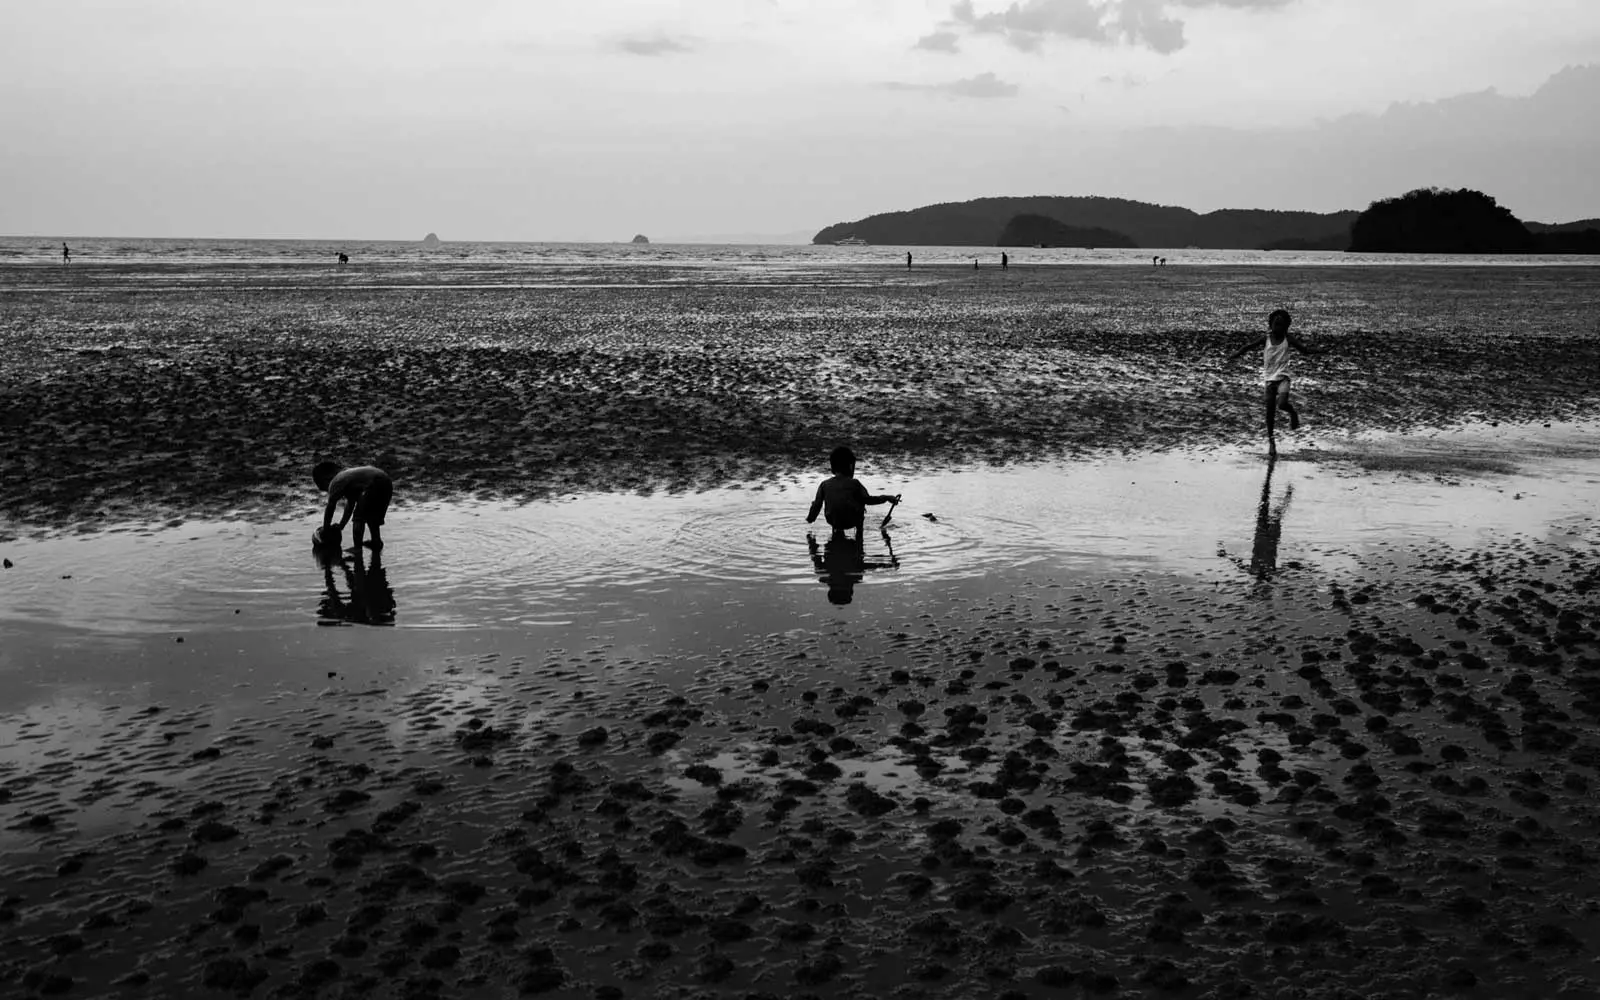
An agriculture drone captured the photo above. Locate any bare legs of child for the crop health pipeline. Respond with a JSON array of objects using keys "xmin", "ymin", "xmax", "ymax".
[
  {"xmin": 1264, "ymin": 379, "xmax": 1300, "ymax": 457},
  {"xmin": 350, "ymin": 520, "xmax": 384, "ymax": 551}
]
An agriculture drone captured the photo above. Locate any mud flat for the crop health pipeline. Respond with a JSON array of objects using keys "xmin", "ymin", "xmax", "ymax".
[
  {"xmin": 2, "ymin": 263, "xmax": 1600, "ymax": 998},
  {"xmin": 2, "ymin": 263, "xmax": 1599, "ymax": 531},
  {"xmin": 1, "ymin": 427, "xmax": 1599, "ymax": 998}
]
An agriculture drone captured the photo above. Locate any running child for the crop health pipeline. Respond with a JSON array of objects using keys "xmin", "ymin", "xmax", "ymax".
[{"xmin": 1227, "ymin": 309, "xmax": 1323, "ymax": 458}]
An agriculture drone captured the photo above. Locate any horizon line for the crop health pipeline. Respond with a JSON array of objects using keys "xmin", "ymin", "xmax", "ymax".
[{"xmin": 0, "ymin": 234, "xmax": 822, "ymax": 245}]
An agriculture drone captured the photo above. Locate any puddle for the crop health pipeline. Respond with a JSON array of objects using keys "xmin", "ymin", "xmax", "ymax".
[
  {"xmin": 2, "ymin": 426, "xmax": 1596, "ymax": 640},
  {"xmin": 0, "ymin": 419, "xmax": 1596, "ymax": 731}
]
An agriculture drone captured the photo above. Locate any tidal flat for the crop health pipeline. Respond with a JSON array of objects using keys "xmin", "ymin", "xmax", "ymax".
[
  {"xmin": 2, "ymin": 262, "xmax": 1600, "ymax": 1000},
  {"xmin": 2, "ymin": 262, "xmax": 1598, "ymax": 527}
]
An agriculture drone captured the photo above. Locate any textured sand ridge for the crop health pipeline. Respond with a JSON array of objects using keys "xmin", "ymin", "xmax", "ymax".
[
  {"xmin": 3, "ymin": 524, "xmax": 1599, "ymax": 998},
  {"xmin": 2, "ymin": 264, "xmax": 1598, "ymax": 531}
]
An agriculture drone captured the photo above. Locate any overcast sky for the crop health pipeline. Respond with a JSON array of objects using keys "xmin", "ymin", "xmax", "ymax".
[{"xmin": 3, "ymin": 0, "xmax": 1597, "ymax": 241}]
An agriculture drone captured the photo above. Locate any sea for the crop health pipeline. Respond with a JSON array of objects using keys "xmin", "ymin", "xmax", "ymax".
[{"xmin": 2, "ymin": 235, "xmax": 1597, "ymax": 268}]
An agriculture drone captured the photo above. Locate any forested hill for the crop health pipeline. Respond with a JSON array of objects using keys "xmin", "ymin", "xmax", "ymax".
[
  {"xmin": 1526, "ymin": 218, "xmax": 1600, "ymax": 233},
  {"xmin": 813, "ymin": 196, "xmax": 1359, "ymax": 249}
]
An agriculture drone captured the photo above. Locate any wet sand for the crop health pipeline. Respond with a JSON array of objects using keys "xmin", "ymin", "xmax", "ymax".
[
  {"xmin": 3, "ymin": 263, "xmax": 1600, "ymax": 530},
  {"xmin": 3, "ymin": 264, "xmax": 1600, "ymax": 999}
]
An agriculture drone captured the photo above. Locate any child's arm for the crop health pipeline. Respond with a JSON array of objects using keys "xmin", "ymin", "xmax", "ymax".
[
  {"xmin": 322, "ymin": 492, "xmax": 342, "ymax": 530},
  {"xmin": 805, "ymin": 483, "xmax": 824, "ymax": 523},
  {"xmin": 866, "ymin": 492, "xmax": 902, "ymax": 506},
  {"xmin": 1226, "ymin": 337, "xmax": 1266, "ymax": 362}
]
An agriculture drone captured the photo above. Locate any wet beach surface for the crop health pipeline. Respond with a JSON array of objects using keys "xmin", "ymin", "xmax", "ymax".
[
  {"xmin": 3, "ymin": 262, "xmax": 1599, "ymax": 529},
  {"xmin": 3, "ymin": 263, "xmax": 1600, "ymax": 999}
]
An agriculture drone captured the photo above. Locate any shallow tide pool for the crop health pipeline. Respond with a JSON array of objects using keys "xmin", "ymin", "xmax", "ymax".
[{"xmin": 2, "ymin": 421, "xmax": 1596, "ymax": 674}]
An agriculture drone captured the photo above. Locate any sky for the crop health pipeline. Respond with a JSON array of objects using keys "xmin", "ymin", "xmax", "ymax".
[{"xmin": 3, "ymin": 0, "xmax": 1598, "ymax": 241}]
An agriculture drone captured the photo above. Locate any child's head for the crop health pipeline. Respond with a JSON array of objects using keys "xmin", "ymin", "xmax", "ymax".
[
  {"xmin": 1268, "ymin": 309, "xmax": 1292, "ymax": 334},
  {"xmin": 829, "ymin": 445, "xmax": 856, "ymax": 477},
  {"xmin": 312, "ymin": 460, "xmax": 342, "ymax": 492}
]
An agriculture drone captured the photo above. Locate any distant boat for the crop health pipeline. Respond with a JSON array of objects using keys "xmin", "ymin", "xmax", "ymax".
[{"xmin": 834, "ymin": 236, "xmax": 868, "ymax": 246}]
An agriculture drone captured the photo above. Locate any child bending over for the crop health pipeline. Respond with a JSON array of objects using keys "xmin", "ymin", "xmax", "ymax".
[{"xmin": 313, "ymin": 461, "xmax": 393, "ymax": 550}]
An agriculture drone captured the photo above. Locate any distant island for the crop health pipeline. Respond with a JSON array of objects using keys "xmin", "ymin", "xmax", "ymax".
[
  {"xmin": 813, "ymin": 194, "xmax": 1598, "ymax": 251},
  {"xmin": 421, "ymin": 232, "xmax": 442, "ymax": 248},
  {"xmin": 631, "ymin": 234, "xmax": 650, "ymax": 244},
  {"xmin": 1349, "ymin": 188, "xmax": 1600, "ymax": 254},
  {"xmin": 997, "ymin": 214, "xmax": 1136, "ymax": 249},
  {"xmin": 813, "ymin": 196, "xmax": 1361, "ymax": 250}
]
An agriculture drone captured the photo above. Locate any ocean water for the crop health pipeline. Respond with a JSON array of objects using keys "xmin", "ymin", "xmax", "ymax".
[{"xmin": 3, "ymin": 235, "xmax": 1597, "ymax": 268}]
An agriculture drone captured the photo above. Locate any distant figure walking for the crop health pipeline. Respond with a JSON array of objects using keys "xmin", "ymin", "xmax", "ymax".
[
  {"xmin": 973, "ymin": 258, "xmax": 979, "ymax": 270},
  {"xmin": 1227, "ymin": 309, "xmax": 1325, "ymax": 459},
  {"xmin": 337, "ymin": 252, "xmax": 349, "ymax": 265},
  {"xmin": 1001, "ymin": 252, "xmax": 1008, "ymax": 270},
  {"xmin": 62, "ymin": 243, "xmax": 70, "ymax": 266},
  {"xmin": 906, "ymin": 252, "xmax": 912, "ymax": 269}
]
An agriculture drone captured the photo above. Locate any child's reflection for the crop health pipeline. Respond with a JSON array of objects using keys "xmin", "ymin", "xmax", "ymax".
[
  {"xmin": 808, "ymin": 529, "xmax": 899, "ymax": 605},
  {"xmin": 315, "ymin": 546, "xmax": 397, "ymax": 626},
  {"xmin": 1219, "ymin": 457, "xmax": 1294, "ymax": 582}
]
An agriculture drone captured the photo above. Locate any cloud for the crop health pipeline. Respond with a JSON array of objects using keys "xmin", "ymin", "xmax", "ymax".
[
  {"xmin": 914, "ymin": 30, "xmax": 962, "ymax": 53},
  {"xmin": 947, "ymin": 0, "xmax": 1294, "ymax": 55},
  {"xmin": 881, "ymin": 71, "xmax": 1021, "ymax": 98},
  {"xmin": 614, "ymin": 33, "xmax": 694, "ymax": 56},
  {"xmin": 1055, "ymin": 63, "xmax": 1600, "ymax": 222}
]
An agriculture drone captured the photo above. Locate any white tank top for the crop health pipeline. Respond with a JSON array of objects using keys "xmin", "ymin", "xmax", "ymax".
[{"xmin": 1262, "ymin": 336, "xmax": 1290, "ymax": 382}]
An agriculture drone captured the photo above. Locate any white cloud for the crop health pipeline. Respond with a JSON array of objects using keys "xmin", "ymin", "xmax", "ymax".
[
  {"xmin": 947, "ymin": 0, "xmax": 1295, "ymax": 54},
  {"xmin": 615, "ymin": 33, "xmax": 696, "ymax": 56},
  {"xmin": 914, "ymin": 30, "xmax": 963, "ymax": 53},
  {"xmin": 881, "ymin": 71, "xmax": 1021, "ymax": 98}
]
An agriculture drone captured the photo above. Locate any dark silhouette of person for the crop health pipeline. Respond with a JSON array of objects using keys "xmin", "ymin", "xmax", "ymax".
[
  {"xmin": 337, "ymin": 252, "xmax": 349, "ymax": 265},
  {"xmin": 1153, "ymin": 255, "xmax": 1159, "ymax": 266},
  {"xmin": 805, "ymin": 445, "xmax": 899, "ymax": 542},
  {"xmin": 808, "ymin": 530, "xmax": 898, "ymax": 605},
  {"xmin": 1218, "ymin": 458, "xmax": 1293, "ymax": 582},
  {"xmin": 315, "ymin": 546, "xmax": 396, "ymax": 625},
  {"xmin": 62, "ymin": 243, "xmax": 70, "ymax": 266},
  {"xmin": 906, "ymin": 252, "xmax": 912, "ymax": 269},
  {"xmin": 1001, "ymin": 252, "xmax": 1008, "ymax": 270},
  {"xmin": 1226, "ymin": 308, "xmax": 1324, "ymax": 460},
  {"xmin": 973, "ymin": 257, "xmax": 979, "ymax": 270}
]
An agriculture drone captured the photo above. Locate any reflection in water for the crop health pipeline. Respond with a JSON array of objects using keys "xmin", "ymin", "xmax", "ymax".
[
  {"xmin": 1218, "ymin": 458, "xmax": 1294, "ymax": 583},
  {"xmin": 4, "ymin": 432, "xmax": 1593, "ymax": 638},
  {"xmin": 315, "ymin": 547, "xmax": 397, "ymax": 626},
  {"xmin": 808, "ymin": 529, "xmax": 899, "ymax": 605}
]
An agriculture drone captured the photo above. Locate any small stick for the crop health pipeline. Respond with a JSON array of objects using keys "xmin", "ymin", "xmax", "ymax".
[{"xmin": 881, "ymin": 496, "xmax": 900, "ymax": 528}]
